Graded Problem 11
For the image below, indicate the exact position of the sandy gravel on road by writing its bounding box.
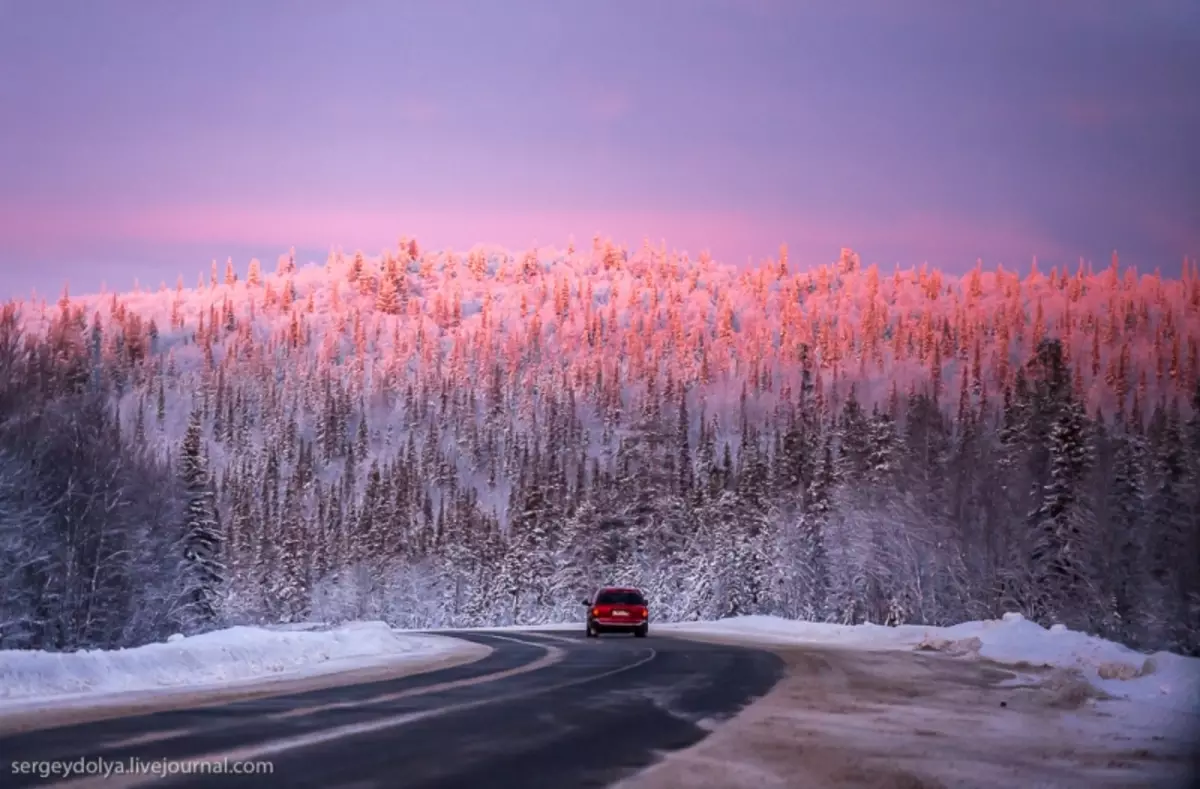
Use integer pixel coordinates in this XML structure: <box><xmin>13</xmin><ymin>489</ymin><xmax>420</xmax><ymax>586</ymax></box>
<box><xmin>0</xmin><ymin>639</ymin><xmax>492</xmax><ymax>736</ymax></box>
<box><xmin>617</xmin><ymin>636</ymin><xmax>1199</xmax><ymax>789</ymax></box>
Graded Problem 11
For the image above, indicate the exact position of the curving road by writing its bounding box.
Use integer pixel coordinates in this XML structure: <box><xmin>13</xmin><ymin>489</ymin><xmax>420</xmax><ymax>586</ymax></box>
<box><xmin>0</xmin><ymin>630</ymin><xmax>784</xmax><ymax>789</ymax></box>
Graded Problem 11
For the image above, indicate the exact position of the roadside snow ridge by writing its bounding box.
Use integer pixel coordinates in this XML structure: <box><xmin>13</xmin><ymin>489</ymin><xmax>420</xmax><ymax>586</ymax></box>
<box><xmin>0</xmin><ymin>621</ymin><xmax>461</xmax><ymax>707</ymax></box>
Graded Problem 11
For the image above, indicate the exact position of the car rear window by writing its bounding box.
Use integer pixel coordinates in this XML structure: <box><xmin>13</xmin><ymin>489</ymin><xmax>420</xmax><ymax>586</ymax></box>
<box><xmin>596</xmin><ymin>590</ymin><xmax>646</xmax><ymax>605</ymax></box>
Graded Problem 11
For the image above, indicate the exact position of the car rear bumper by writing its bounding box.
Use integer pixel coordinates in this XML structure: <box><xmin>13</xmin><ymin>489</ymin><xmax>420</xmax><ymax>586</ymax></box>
<box><xmin>592</xmin><ymin>619</ymin><xmax>647</xmax><ymax>630</ymax></box>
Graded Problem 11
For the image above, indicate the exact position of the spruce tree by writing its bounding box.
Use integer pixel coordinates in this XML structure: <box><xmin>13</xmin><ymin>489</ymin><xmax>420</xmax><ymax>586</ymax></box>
<box><xmin>179</xmin><ymin>407</ymin><xmax>224</xmax><ymax>630</ymax></box>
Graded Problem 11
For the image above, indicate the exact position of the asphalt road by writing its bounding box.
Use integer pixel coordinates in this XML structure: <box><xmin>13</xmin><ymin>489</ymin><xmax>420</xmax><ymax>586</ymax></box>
<box><xmin>0</xmin><ymin>629</ymin><xmax>784</xmax><ymax>789</ymax></box>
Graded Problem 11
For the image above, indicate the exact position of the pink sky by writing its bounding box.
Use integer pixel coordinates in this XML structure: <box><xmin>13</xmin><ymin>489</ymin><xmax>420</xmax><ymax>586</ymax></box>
<box><xmin>1</xmin><ymin>0</ymin><xmax>1195</xmax><ymax>297</ymax></box>
<box><xmin>0</xmin><ymin>201</ymin><xmax>1074</xmax><ymax>275</ymax></box>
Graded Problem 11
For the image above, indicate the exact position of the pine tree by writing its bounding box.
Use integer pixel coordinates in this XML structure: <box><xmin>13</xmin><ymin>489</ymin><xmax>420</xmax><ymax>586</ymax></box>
<box><xmin>835</xmin><ymin>386</ymin><xmax>870</xmax><ymax>480</ymax></box>
<box><xmin>675</xmin><ymin>387</ymin><xmax>692</xmax><ymax>497</ymax></box>
<box><xmin>376</xmin><ymin>273</ymin><xmax>399</xmax><ymax>314</ymax></box>
<box><xmin>865</xmin><ymin>405</ymin><xmax>899</xmax><ymax>488</ymax></box>
<box><xmin>1144</xmin><ymin>401</ymin><xmax>1193</xmax><ymax>650</ymax></box>
<box><xmin>133</xmin><ymin>395</ymin><xmax>146</xmax><ymax>445</ymax></box>
<box><xmin>1105</xmin><ymin>423</ymin><xmax>1146</xmax><ymax>639</ymax></box>
<box><xmin>179</xmin><ymin>408</ymin><xmax>224</xmax><ymax>629</ymax></box>
<box><xmin>1022</xmin><ymin>339</ymin><xmax>1095</xmax><ymax>626</ymax></box>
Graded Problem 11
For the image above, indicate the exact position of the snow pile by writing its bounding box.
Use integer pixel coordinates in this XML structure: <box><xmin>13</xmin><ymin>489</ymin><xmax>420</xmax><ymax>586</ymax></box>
<box><xmin>662</xmin><ymin>613</ymin><xmax>1200</xmax><ymax>713</ymax></box>
<box><xmin>0</xmin><ymin>621</ymin><xmax>464</xmax><ymax>708</ymax></box>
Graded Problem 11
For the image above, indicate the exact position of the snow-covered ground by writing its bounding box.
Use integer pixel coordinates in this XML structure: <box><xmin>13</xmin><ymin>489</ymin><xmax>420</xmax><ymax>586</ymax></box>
<box><xmin>658</xmin><ymin>612</ymin><xmax>1200</xmax><ymax>716</ymax></box>
<box><xmin>428</xmin><ymin>612</ymin><xmax>1199</xmax><ymax>715</ymax></box>
<box><xmin>422</xmin><ymin>622</ymin><xmax>582</xmax><ymax>633</ymax></box>
<box><xmin>615</xmin><ymin>614</ymin><xmax>1200</xmax><ymax>788</ymax></box>
<box><xmin>0</xmin><ymin>622</ymin><xmax>479</xmax><ymax>716</ymax></box>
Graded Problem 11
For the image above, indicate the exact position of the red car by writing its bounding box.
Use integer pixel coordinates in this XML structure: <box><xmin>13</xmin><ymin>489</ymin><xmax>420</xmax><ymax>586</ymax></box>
<box><xmin>583</xmin><ymin>586</ymin><xmax>649</xmax><ymax>637</ymax></box>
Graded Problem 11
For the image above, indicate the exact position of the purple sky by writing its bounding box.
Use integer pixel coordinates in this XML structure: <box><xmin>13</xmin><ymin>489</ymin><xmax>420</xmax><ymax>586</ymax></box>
<box><xmin>1</xmin><ymin>0</ymin><xmax>1197</xmax><ymax>298</ymax></box>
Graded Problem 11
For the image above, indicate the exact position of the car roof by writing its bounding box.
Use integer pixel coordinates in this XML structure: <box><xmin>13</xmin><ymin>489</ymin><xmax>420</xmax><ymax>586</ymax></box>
<box><xmin>598</xmin><ymin>586</ymin><xmax>642</xmax><ymax>593</ymax></box>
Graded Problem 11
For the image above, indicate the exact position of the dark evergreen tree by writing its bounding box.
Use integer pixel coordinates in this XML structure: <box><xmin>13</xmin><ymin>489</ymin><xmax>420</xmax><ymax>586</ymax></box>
<box><xmin>179</xmin><ymin>407</ymin><xmax>225</xmax><ymax>630</ymax></box>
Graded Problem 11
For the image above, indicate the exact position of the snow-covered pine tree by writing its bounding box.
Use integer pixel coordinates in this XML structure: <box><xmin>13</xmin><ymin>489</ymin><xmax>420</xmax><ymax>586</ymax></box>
<box><xmin>1020</xmin><ymin>339</ymin><xmax>1095</xmax><ymax>627</ymax></box>
<box><xmin>1103</xmin><ymin>417</ymin><xmax>1146</xmax><ymax>641</ymax></box>
<box><xmin>1144</xmin><ymin>400</ymin><xmax>1193</xmax><ymax>650</ymax></box>
<box><xmin>376</xmin><ymin>272</ymin><xmax>400</xmax><ymax>315</ymax></box>
<box><xmin>178</xmin><ymin>407</ymin><xmax>225</xmax><ymax>631</ymax></box>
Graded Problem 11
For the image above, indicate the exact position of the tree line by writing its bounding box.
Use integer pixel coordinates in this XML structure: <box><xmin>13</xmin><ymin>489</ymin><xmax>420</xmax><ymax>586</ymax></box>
<box><xmin>2</xmin><ymin>286</ymin><xmax>1197</xmax><ymax>656</ymax></box>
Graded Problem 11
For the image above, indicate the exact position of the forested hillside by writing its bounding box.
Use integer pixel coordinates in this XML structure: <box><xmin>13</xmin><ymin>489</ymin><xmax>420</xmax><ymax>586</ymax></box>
<box><xmin>3</xmin><ymin>238</ymin><xmax>1199</xmax><ymax>656</ymax></box>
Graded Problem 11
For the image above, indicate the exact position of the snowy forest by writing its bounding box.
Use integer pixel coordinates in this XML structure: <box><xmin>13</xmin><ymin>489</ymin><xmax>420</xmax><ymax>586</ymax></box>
<box><xmin>2</xmin><ymin>238</ymin><xmax>1198</xmax><ymax>657</ymax></box>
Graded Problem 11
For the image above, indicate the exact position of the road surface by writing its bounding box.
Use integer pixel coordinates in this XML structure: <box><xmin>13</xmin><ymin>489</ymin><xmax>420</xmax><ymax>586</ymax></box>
<box><xmin>0</xmin><ymin>630</ymin><xmax>784</xmax><ymax>788</ymax></box>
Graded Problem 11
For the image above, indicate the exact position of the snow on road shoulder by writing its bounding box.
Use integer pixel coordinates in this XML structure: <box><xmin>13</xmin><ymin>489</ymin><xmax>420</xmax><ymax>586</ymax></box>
<box><xmin>0</xmin><ymin>621</ymin><xmax>478</xmax><ymax>714</ymax></box>
<box><xmin>939</xmin><ymin>614</ymin><xmax>1199</xmax><ymax>715</ymax></box>
<box><xmin>661</xmin><ymin>613</ymin><xmax>1200</xmax><ymax>715</ymax></box>
<box><xmin>418</xmin><ymin>622</ymin><xmax>582</xmax><ymax>634</ymax></box>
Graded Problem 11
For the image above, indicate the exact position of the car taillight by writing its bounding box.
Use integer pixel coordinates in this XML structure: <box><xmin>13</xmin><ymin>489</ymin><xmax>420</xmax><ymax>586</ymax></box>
<box><xmin>639</xmin><ymin>607</ymin><xmax>648</xmax><ymax>617</ymax></box>
<box><xmin>592</xmin><ymin>607</ymin><xmax>601</xmax><ymax>617</ymax></box>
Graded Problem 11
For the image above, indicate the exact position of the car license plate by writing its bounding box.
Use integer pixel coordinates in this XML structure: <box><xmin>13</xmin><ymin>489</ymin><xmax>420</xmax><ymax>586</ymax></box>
<box><xmin>612</xmin><ymin>610</ymin><xmax>628</xmax><ymax>616</ymax></box>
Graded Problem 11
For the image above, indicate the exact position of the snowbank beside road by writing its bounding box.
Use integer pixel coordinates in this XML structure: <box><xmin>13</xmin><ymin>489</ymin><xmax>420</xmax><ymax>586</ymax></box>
<box><xmin>0</xmin><ymin>621</ymin><xmax>474</xmax><ymax>713</ymax></box>
<box><xmin>642</xmin><ymin>614</ymin><xmax>1199</xmax><ymax>787</ymax></box>
<box><xmin>423</xmin><ymin>622</ymin><xmax>581</xmax><ymax>633</ymax></box>
<box><xmin>661</xmin><ymin>613</ymin><xmax>1200</xmax><ymax>714</ymax></box>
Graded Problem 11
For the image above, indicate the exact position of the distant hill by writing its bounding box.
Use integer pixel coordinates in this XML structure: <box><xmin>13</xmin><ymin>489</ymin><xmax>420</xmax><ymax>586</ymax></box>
<box><xmin>21</xmin><ymin>239</ymin><xmax>1200</xmax><ymax>432</ymax></box>
<box><xmin>3</xmin><ymin>237</ymin><xmax>1198</xmax><ymax>657</ymax></box>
